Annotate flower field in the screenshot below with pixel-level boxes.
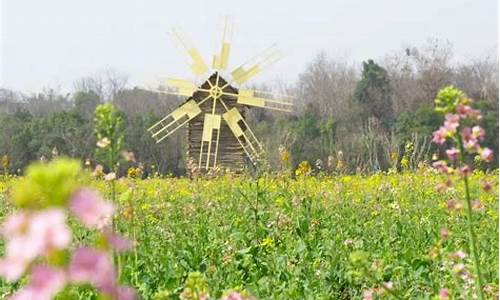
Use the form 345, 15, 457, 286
0, 170, 497, 299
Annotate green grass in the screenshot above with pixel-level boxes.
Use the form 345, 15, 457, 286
0, 170, 498, 299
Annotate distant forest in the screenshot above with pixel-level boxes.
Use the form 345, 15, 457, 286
1, 39, 498, 176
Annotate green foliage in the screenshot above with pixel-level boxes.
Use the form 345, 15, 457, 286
11, 158, 81, 208
396, 104, 442, 139
2, 171, 492, 298
434, 86, 466, 114
354, 59, 393, 124
74, 91, 101, 120
94, 103, 125, 171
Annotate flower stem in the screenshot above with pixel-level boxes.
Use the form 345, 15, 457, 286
458, 141, 485, 300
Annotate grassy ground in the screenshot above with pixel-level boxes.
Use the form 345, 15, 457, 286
0, 170, 498, 299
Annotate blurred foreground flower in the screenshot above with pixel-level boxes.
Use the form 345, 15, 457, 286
432, 86, 492, 300
0, 158, 135, 300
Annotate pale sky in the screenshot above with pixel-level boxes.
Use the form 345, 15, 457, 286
0, 0, 498, 93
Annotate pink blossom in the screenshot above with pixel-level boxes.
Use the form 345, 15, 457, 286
443, 114, 460, 132
456, 104, 472, 118
472, 199, 484, 211
432, 160, 450, 174
114, 286, 137, 300
439, 288, 450, 300
0, 209, 70, 282
103, 227, 133, 252
472, 126, 486, 141
459, 165, 472, 177
469, 108, 483, 121
482, 181, 492, 192
0, 257, 30, 282
446, 199, 462, 211
445, 148, 460, 161
1, 212, 28, 237
222, 292, 244, 300
30, 209, 71, 253
461, 128, 479, 153
10, 266, 66, 300
70, 189, 115, 229
440, 228, 449, 240
69, 247, 116, 290
480, 148, 493, 162
450, 251, 467, 260
453, 263, 467, 276
362, 289, 374, 300
432, 127, 448, 145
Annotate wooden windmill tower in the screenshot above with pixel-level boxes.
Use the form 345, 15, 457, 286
147, 18, 293, 172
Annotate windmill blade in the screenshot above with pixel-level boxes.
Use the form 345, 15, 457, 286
212, 16, 233, 71
165, 78, 198, 96
148, 97, 209, 143
199, 114, 222, 169
170, 26, 209, 75
222, 107, 264, 164
230, 45, 282, 85
235, 89, 293, 112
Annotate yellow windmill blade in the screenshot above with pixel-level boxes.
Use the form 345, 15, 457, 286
219, 89, 293, 112
170, 26, 209, 75
222, 107, 264, 164
199, 113, 222, 169
148, 96, 210, 143
236, 89, 293, 112
165, 78, 198, 96
212, 16, 233, 71
230, 45, 282, 85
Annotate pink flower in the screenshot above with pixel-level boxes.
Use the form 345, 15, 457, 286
469, 108, 483, 121
439, 288, 450, 300
440, 228, 449, 240
114, 286, 137, 300
461, 128, 479, 153
456, 104, 472, 118
432, 160, 450, 174
480, 148, 493, 162
459, 165, 471, 177
432, 127, 448, 145
472, 199, 484, 211
445, 148, 460, 161
70, 189, 115, 229
30, 209, 71, 253
222, 292, 244, 300
0, 257, 30, 282
482, 181, 492, 192
453, 263, 466, 276
446, 199, 463, 211
443, 114, 460, 132
10, 266, 66, 300
0, 209, 70, 282
362, 289, 374, 300
69, 247, 116, 290
103, 228, 133, 252
1, 212, 28, 237
472, 126, 486, 141
450, 250, 467, 260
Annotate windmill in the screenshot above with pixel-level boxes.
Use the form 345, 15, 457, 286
147, 17, 293, 172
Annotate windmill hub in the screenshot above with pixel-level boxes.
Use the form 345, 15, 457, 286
209, 85, 223, 99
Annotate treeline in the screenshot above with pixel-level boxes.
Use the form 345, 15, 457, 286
0, 39, 498, 175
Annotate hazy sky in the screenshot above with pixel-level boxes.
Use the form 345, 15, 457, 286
1, 0, 498, 93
